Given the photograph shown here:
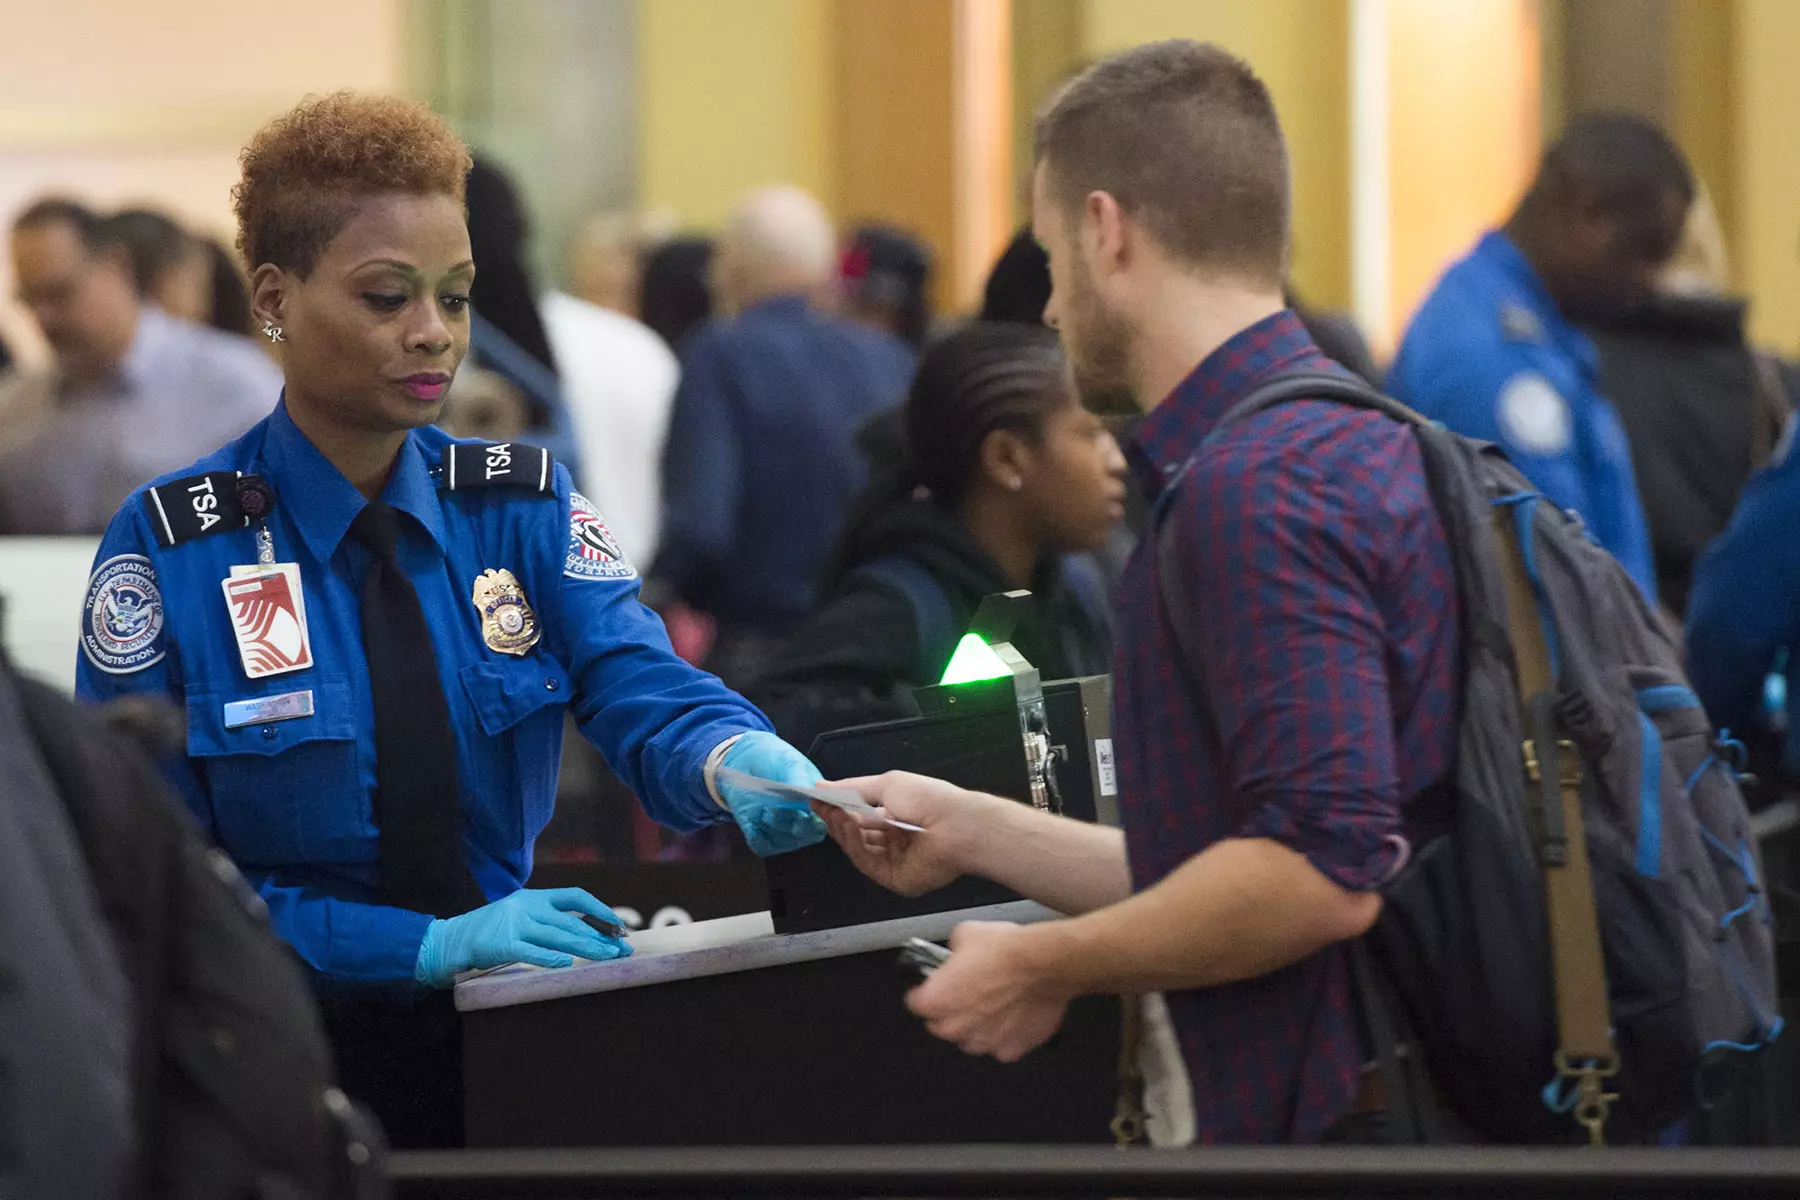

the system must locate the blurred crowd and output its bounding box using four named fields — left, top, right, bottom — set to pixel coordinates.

left=4, top=109, right=1798, bottom=858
